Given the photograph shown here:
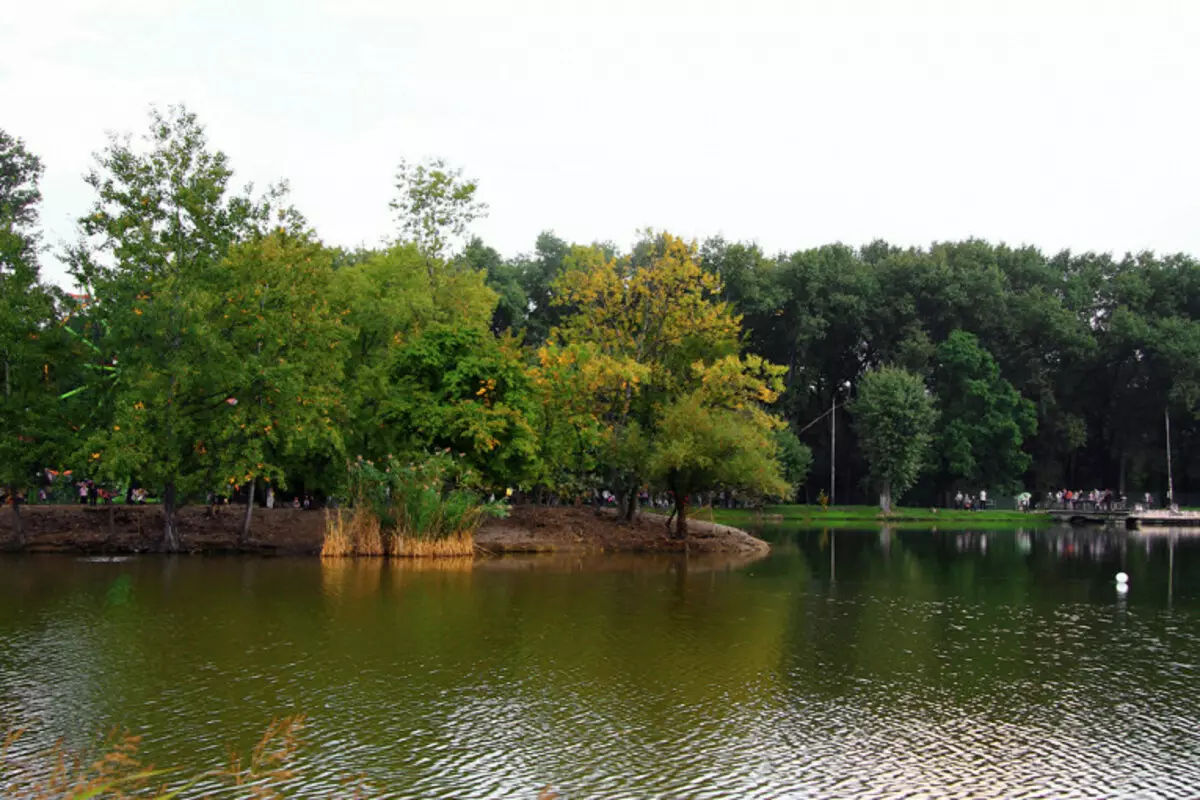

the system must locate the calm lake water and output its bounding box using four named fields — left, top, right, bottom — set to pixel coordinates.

left=2, top=525, right=1199, bottom=799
